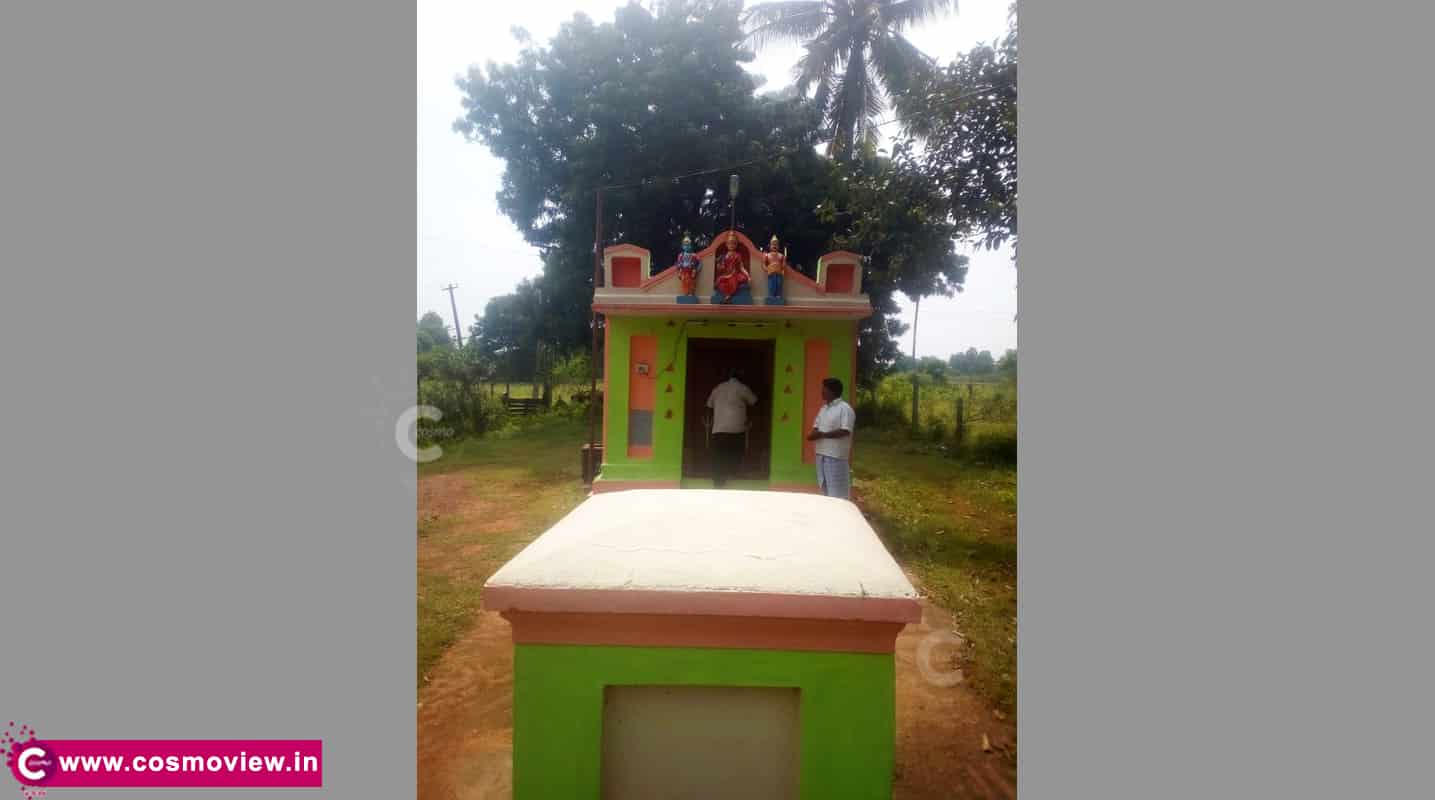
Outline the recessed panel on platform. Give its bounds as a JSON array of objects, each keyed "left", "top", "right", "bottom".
[{"left": 601, "top": 685, "right": 800, "bottom": 800}]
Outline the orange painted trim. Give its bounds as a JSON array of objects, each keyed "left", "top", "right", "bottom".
[
  {"left": 590, "top": 479, "right": 682, "bottom": 494},
  {"left": 484, "top": 586, "right": 923, "bottom": 624},
  {"left": 601, "top": 314, "right": 610, "bottom": 458},
  {"left": 502, "top": 611, "right": 906, "bottom": 655},
  {"left": 626, "top": 445, "right": 653, "bottom": 459},
  {"left": 603, "top": 243, "right": 651, "bottom": 258},
  {"left": 784, "top": 268, "right": 824, "bottom": 293},
  {"left": 693, "top": 229, "right": 762, "bottom": 261},
  {"left": 592, "top": 302, "right": 871, "bottom": 319},
  {"left": 850, "top": 319, "right": 859, "bottom": 462},
  {"left": 639, "top": 264, "right": 678, "bottom": 291},
  {"left": 803, "top": 338, "right": 832, "bottom": 465}
]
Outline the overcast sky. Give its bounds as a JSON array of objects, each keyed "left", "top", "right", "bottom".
[{"left": 418, "top": 0, "right": 1016, "bottom": 360}]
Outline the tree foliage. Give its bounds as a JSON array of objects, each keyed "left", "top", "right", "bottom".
[
  {"left": 819, "top": 151, "right": 967, "bottom": 383},
  {"left": 471, "top": 277, "right": 546, "bottom": 383},
  {"left": 743, "top": 0, "right": 954, "bottom": 161},
  {"left": 895, "top": 5, "right": 1016, "bottom": 251},
  {"left": 454, "top": 0, "right": 966, "bottom": 386},
  {"left": 947, "top": 346, "right": 996, "bottom": 375},
  {"left": 417, "top": 310, "right": 452, "bottom": 353},
  {"left": 997, "top": 347, "right": 1016, "bottom": 377}
]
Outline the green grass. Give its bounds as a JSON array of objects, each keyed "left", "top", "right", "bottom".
[
  {"left": 416, "top": 417, "right": 589, "bottom": 686},
  {"left": 855, "top": 437, "right": 1017, "bottom": 713},
  {"left": 472, "top": 381, "right": 595, "bottom": 403},
  {"left": 858, "top": 373, "right": 1016, "bottom": 439},
  {"left": 417, "top": 414, "right": 1017, "bottom": 714}
]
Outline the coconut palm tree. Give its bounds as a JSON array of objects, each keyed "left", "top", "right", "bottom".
[{"left": 743, "top": 0, "right": 955, "bottom": 161}]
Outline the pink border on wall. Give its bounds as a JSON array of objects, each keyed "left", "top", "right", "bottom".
[
  {"left": 593, "top": 302, "right": 871, "bottom": 319},
  {"left": 502, "top": 611, "right": 906, "bottom": 654},
  {"left": 484, "top": 586, "right": 922, "bottom": 624}
]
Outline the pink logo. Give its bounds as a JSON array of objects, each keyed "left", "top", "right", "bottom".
[
  {"left": 4, "top": 722, "right": 321, "bottom": 793},
  {"left": 4, "top": 723, "right": 51, "bottom": 799}
]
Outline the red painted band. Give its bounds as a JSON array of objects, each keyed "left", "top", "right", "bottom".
[
  {"left": 484, "top": 586, "right": 922, "bottom": 624},
  {"left": 502, "top": 611, "right": 905, "bottom": 654}
]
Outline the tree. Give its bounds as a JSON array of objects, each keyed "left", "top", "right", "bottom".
[
  {"left": 457, "top": 1, "right": 835, "bottom": 347},
  {"left": 743, "top": 0, "right": 955, "bottom": 162},
  {"left": 895, "top": 5, "right": 1016, "bottom": 251},
  {"left": 916, "top": 355, "right": 948, "bottom": 379},
  {"left": 820, "top": 151, "right": 967, "bottom": 383},
  {"left": 472, "top": 278, "right": 546, "bottom": 389},
  {"left": 417, "top": 311, "right": 452, "bottom": 352},
  {"left": 454, "top": 0, "right": 965, "bottom": 385},
  {"left": 948, "top": 347, "right": 996, "bottom": 375},
  {"left": 997, "top": 348, "right": 1016, "bottom": 377}
]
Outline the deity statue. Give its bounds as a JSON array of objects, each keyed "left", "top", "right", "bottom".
[
  {"left": 762, "top": 234, "right": 787, "bottom": 304},
  {"left": 713, "top": 231, "right": 750, "bottom": 304},
  {"left": 673, "top": 234, "right": 700, "bottom": 298}
]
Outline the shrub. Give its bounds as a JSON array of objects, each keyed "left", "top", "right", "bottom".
[{"left": 962, "top": 425, "right": 1018, "bottom": 466}]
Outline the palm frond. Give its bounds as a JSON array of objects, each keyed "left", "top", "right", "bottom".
[
  {"left": 792, "top": 30, "right": 840, "bottom": 95},
  {"left": 868, "top": 31, "right": 936, "bottom": 97},
  {"left": 863, "top": 60, "right": 886, "bottom": 119},
  {"left": 742, "top": 1, "right": 829, "bottom": 48},
  {"left": 880, "top": 0, "right": 958, "bottom": 32},
  {"left": 812, "top": 73, "right": 836, "bottom": 117}
]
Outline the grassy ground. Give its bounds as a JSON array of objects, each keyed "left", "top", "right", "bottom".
[
  {"left": 416, "top": 418, "right": 588, "bottom": 686},
  {"left": 854, "top": 438, "right": 1017, "bottom": 713},
  {"left": 416, "top": 414, "right": 1016, "bottom": 713},
  {"left": 474, "top": 381, "right": 597, "bottom": 402}
]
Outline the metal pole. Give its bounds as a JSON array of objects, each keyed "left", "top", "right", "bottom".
[
  {"left": 587, "top": 188, "right": 604, "bottom": 482},
  {"left": 728, "top": 174, "right": 739, "bottom": 233}
]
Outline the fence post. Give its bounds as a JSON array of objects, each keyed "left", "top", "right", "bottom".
[{"left": 955, "top": 396, "right": 966, "bottom": 446}]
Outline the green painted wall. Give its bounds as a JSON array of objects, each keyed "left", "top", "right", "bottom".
[
  {"left": 512, "top": 643, "right": 896, "bottom": 799},
  {"left": 600, "top": 315, "right": 855, "bottom": 486}
]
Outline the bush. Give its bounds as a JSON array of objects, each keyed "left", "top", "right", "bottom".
[
  {"left": 418, "top": 381, "right": 508, "bottom": 441},
  {"left": 961, "top": 425, "right": 1018, "bottom": 466}
]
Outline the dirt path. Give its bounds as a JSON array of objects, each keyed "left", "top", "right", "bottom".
[
  {"left": 417, "top": 610, "right": 515, "bottom": 800},
  {"left": 894, "top": 602, "right": 1016, "bottom": 799},
  {"left": 417, "top": 606, "right": 1015, "bottom": 799},
  {"left": 417, "top": 471, "right": 1015, "bottom": 798}
]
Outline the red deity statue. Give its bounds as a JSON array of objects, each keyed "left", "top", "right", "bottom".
[{"left": 713, "top": 231, "right": 750, "bottom": 303}]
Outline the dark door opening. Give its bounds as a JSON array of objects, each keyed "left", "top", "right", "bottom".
[{"left": 683, "top": 337, "right": 775, "bottom": 481}]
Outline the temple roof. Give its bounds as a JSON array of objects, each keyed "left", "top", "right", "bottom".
[{"left": 593, "top": 230, "right": 872, "bottom": 320}]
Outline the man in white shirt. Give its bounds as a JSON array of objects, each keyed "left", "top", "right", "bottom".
[
  {"left": 706, "top": 368, "right": 758, "bottom": 488},
  {"left": 806, "top": 377, "right": 855, "bottom": 499}
]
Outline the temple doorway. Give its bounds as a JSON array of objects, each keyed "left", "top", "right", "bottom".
[{"left": 682, "top": 337, "right": 775, "bottom": 482}]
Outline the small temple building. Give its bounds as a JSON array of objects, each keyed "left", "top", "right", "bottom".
[{"left": 592, "top": 229, "right": 872, "bottom": 493}]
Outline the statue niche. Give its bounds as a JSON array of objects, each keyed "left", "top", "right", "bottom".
[{"left": 710, "top": 231, "right": 753, "bottom": 305}]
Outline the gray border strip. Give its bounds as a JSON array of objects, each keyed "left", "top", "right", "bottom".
[{"left": 1, "top": 2, "right": 415, "bottom": 797}]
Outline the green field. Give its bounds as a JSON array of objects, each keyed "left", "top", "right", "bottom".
[{"left": 416, "top": 404, "right": 1017, "bottom": 712}]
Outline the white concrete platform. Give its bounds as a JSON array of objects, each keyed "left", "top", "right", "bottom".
[{"left": 483, "top": 490, "right": 921, "bottom": 623}]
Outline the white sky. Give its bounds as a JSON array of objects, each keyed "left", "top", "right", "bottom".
[{"left": 418, "top": 0, "right": 1016, "bottom": 359}]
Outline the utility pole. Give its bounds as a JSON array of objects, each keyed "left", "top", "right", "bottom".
[
  {"left": 911, "top": 295, "right": 921, "bottom": 433},
  {"left": 442, "top": 283, "right": 463, "bottom": 348},
  {"left": 586, "top": 188, "right": 604, "bottom": 483}
]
